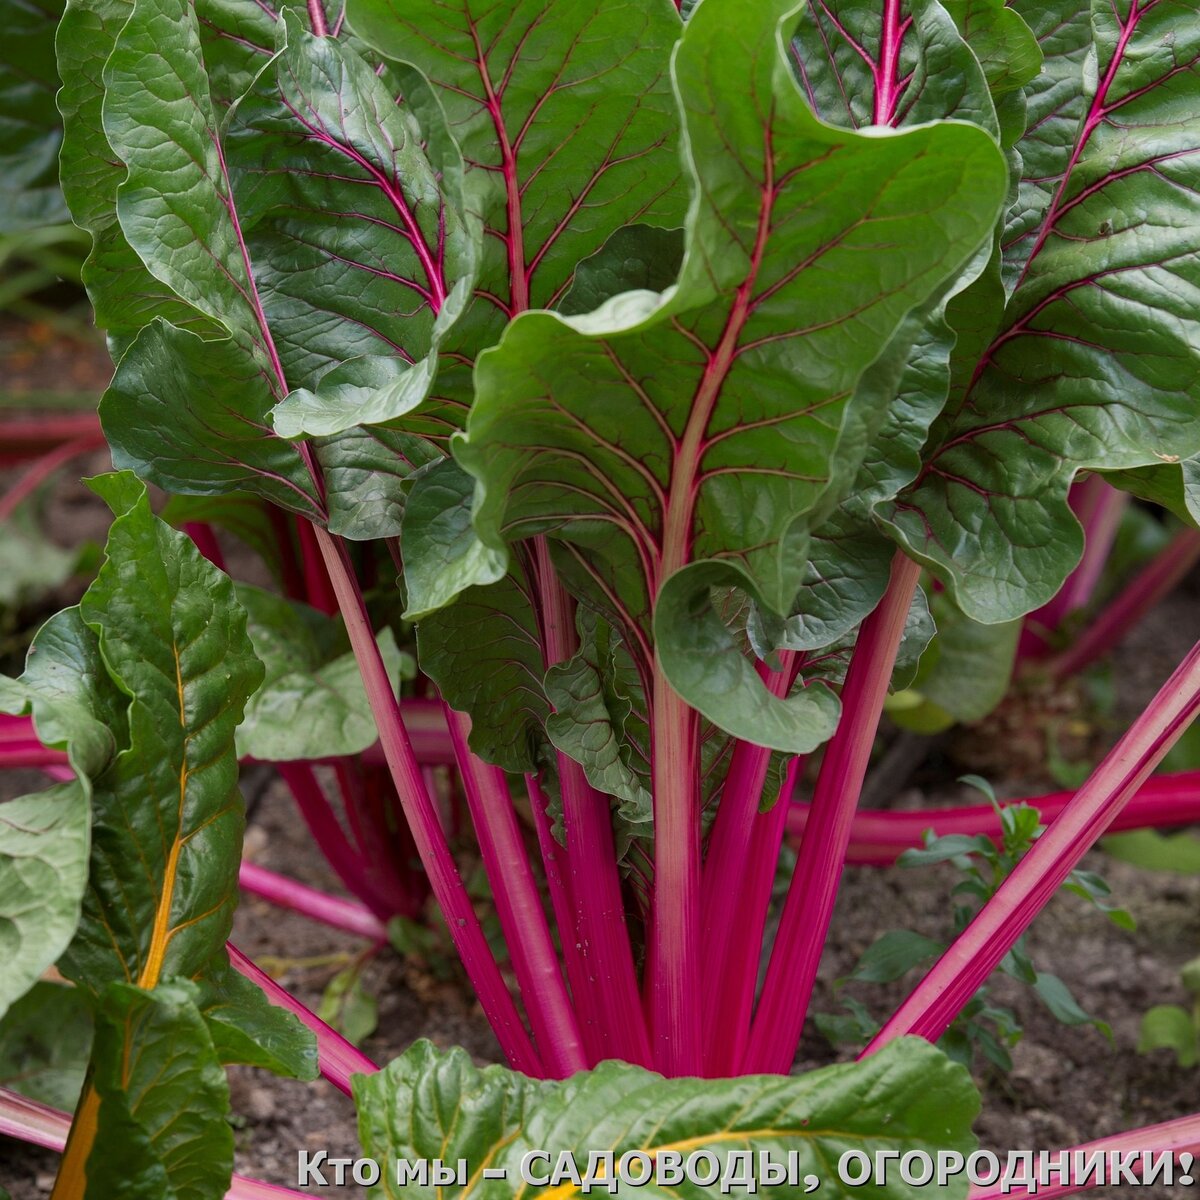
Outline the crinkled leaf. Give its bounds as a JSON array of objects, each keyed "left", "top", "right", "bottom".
[
  {"left": 86, "top": 979, "right": 233, "bottom": 1200},
  {"left": 545, "top": 609, "right": 652, "bottom": 824},
  {"left": 890, "top": 588, "right": 1019, "bottom": 731},
  {"left": 883, "top": 0, "right": 1200, "bottom": 621},
  {"left": 60, "top": 474, "right": 263, "bottom": 993},
  {"left": 560, "top": 225, "right": 686, "bottom": 318},
  {"left": 0, "top": 785, "right": 91, "bottom": 1020},
  {"left": 160, "top": 493, "right": 287, "bottom": 582},
  {"left": 236, "top": 583, "right": 412, "bottom": 761},
  {"left": 56, "top": 0, "right": 215, "bottom": 342},
  {"left": 102, "top": 323, "right": 322, "bottom": 518},
  {"left": 656, "top": 563, "right": 841, "bottom": 754},
  {"left": 355, "top": 1036, "right": 979, "bottom": 1199},
  {"left": 402, "top": 459, "right": 506, "bottom": 621},
  {"left": 456, "top": 0, "right": 1005, "bottom": 742},
  {"left": 196, "top": 955, "right": 318, "bottom": 1079},
  {"left": 0, "top": 609, "right": 126, "bottom": 1018},
  {"left": 318, "top": 424, "right": 443, "bottom": 541},
  {"left": 349, "top": 0, "right": 685, "bottom": 381},
  {"left": 791, "top": 0, "right": 1001, "bottom": 135},
  {"left": 95, "top": 0, "right": 470, "bottom": 511},
  {"left": 417, "top": 566, "right": 548, "bottom": 774},
  {"left": 0, "top": 982, "right": 92, "bottom": 1110},
  {"left": 1104, "top": 456, "right": 1200, "bottom": 529}
]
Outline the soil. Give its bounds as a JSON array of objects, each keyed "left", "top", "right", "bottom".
[{"left": 2, "top": 320, "right": 1199, "bottom": 1198}]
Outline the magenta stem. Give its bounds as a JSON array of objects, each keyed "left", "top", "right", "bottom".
[
  {"left": 968, "top": 1111, "right": 1200, "bottom": 1200},
  {"left": 1049, "top": 528, "right": 1200, "bottom": 680},
  {"left": 700, "top": 652, "right": 798, "bottom": 1067},
  {"left": 744, "top": 552, "right": 922, "bottom": 1073},
  {"left": 788, "top": 771, "right": 1200, "bottom": 864},
  {"left": 275, "top": 761, "right": 398, "bottom": 920},
  {"left": 183, "top": 521, "right": 227, "bottom": 573},
  {"left": 1021, "top": 478, "right": 1128, "bottom": 658},
  {"left": 238, "top": 861, "right": 386, "bottom": 941},
  {"left": 708, "top": 757, "right": 802, "bottom": 1076},
  {"left": 228, "top": 943, "right": 376, "bottom": 1094},
  {"left": 531, "top": 539, "right": 651, "bottom": 1068},
  {"left": 868, "top": 637, "right": 1200, "bottom": 1052},
  {"left": 445, "top": 705, "right": 586, "bottom": 1076},
  {"left": 0, "top": 434, "right": 103, "bottom": 524},
  {"left": 525, "top": 773, "right": 603, "bottom": 1065},
  {"left": 312, "top": 526, "right": 542, "bottom": 1074},
  {"left": 296, "top": 516, "right": 338, "bottom": 615}
]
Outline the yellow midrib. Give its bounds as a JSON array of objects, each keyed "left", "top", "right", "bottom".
[{"left": 51, "top": 643, "right": 192, "bottom": 1200}]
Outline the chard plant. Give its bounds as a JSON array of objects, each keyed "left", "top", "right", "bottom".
[{"left": 2, "top": 0, "right": 1200, "bottom": 1196}]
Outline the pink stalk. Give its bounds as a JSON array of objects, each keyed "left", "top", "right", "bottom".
[
  {"left": 868, "top": 637, "right": 1200, "bottom": 1052},
  {"left": 531, "top": 540, "right": 652, "bottom": 1068},
  {"left": 227, "top": 943, "right": 377, "bottom": 1095},
  {"left": 275, "top": 761, "right": 401, "bottom": 921},
  {"left": 311, "top": 526, "right": 543, "bottom": 1074},
  {"left": 708, "top": 757, "right": 802, "bottom": 1076},
  {"left": 788, "top": 771, "right": 1200, "bottom": 864},
  {"left": 649, "top": 676, "right": 701, "bottom": 1074},
  {"left": 700, "top": 653, "right": 798, "bottom": 1066},
  {"left": 0, "top": 434, "right": 104, "bottom": 524},
  {"left": 445, "top": 705, "right": 586, "bottom": 1076},
  {"left": 743, "top": 552, "right": 922, "bottom": 1073},
  {"left": 183, "top": 521, "right": 227, "bottom": 572},
  {"left": 0, "top": 414, "right": 103, "bottom": 467},
  {"left": 969, "top": 1112, "right": 1200, "bottom": 1199},
  {"left": 1049, "top": 528, "right": 1200, "bottom": 680},
  {"left": 0, "top": 1088, "right": 309, "bottom": 1198},
  {"left": 1020, "top": 478, "right": 1128, "bottom": 658},
  {"left": 296, "top": 516, "right": 338, "bottom": 615},
  {"left": 525, "top": 773, "right": 604, "bottom": 1066},
  {"left": 238, "top": 861, "right": 387, "bottom": 941},
  {"left": 0, "top": 714, "right": 70, "bottom": 769}
]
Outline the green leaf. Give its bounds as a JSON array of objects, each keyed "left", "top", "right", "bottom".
[
  {"left": 455, "top": 0, "right": 1005, "bottom": 736},
  {"left": 1138, "top": 1004, "right": 1197, "bottom": 1068},
  {"left": 195, "top": 955, "right": 318, "bottom": 1079},
  {"left": 317, "top": 964, "right": 378, "bottom": 1047},
  {"left": 349, "top": 0, "right": 685, "bottom": 369},
  {"left": 235, "top": 583, "right": 412, "bottom": 761},
  {"left": 60, "top": 473, "right": 263, "bottom": 993},
  {"left": 102, "top": 322, "right": 323, "bottom": 518},
  {"left": 0, "top": 0, "right": 68, "bottom": 232},
  {"left": 0, "top": 982, "right": 93, "bottom": 1110},
  {"left": 1102, "top": 828, "right": 1200, "bottom": 874},
  {"left": 0, "top": 513, "right": 77, "bottom": 611},
  {"left": 416, "top": 565, "right": 549, "bottom": 774},
  {"left": 891, "top": 588, "right": 1019, "bottom": 730},
  {"left": 355, "top": 1036, "right": 980, "bottom": 1199},
  {"left": 318, "top": 423, "right": 443, "bottom": 542},
  {"left": 941, "top": 0, "right": 1042, "bottom": 98},
  {"left": 545, "top": 609, "right": 652, "bottom": 824},
  {"left": 560, "top": 225, "right": 687, "bottom": 317},
  {"left": 1104, "top": 456, "right": 1200, "bottom": 530},
  {"left": 0, "top": 608, "right": 128, "bottom": 1018},
  {"left": 847, "top": 931, "right": 946, "bottom": 985},
  {"left": 656, "top": 563, "right": 842, "bottom": 754},
  {"left": 1032, "top": 971, "right": 1109, "bottom": 1038},
  {"left": 883, "top": 1, "right": 1200, "bottom": 621},
  {"left": 87, "top": 979, "right": 233, "bottom": 1200},
  {"left": 791, "top": 0, "right": 1005, "bottom": 135},
  {"left": 402, "top": 459, "right": 507, "bottom": 620}
]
